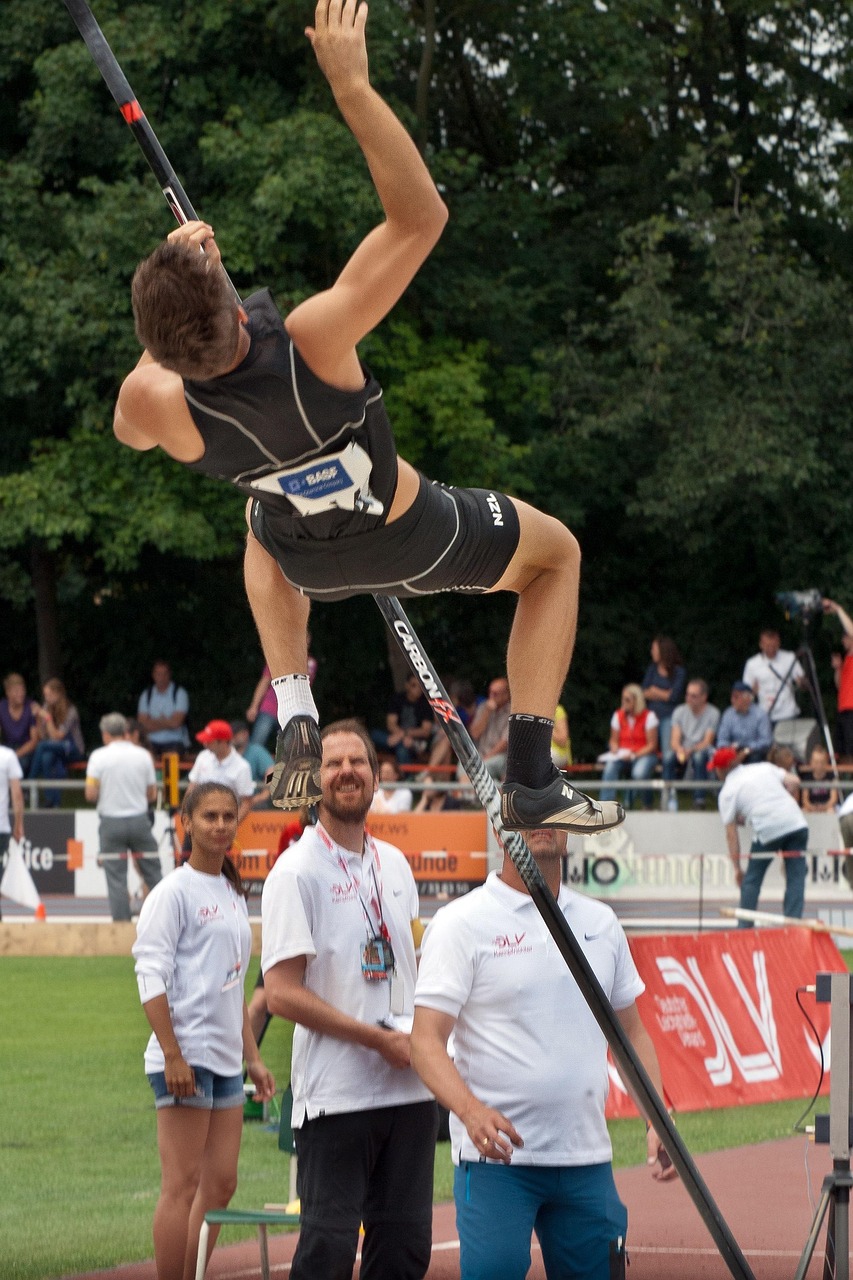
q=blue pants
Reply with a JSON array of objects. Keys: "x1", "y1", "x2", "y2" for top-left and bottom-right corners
[
  {"x1": 739, "y1": 826, "x2": 809, "y2": 926},
  {"x1": 454, "y1": 1161, "x2": 627, "y2": 1280},
  {"x1": 600, "y1": 755, "x2": 656, "y2": 808}
]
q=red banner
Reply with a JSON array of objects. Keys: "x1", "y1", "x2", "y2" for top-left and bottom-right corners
[{"x1": 605, "y1": 927, "x2": 844, "y2": 1118}]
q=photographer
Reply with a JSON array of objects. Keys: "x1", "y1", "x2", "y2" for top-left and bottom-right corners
[
  {"x1": 823, "y1": 599, "x2": 853, "y2": 758},
  {"x1": 742, "y1": 628, "x2": 806, "y2": 730}
]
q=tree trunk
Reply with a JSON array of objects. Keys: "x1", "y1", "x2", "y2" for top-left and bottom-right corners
[{"x1": 31, "y1": 542, "x2": 62, "y2": 684}]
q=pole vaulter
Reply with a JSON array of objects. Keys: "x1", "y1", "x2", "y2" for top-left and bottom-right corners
[{"x1": 61, "y1": 4, "x2": 754, "y2": 1275}]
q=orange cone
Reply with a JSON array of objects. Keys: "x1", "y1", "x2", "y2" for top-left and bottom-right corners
[{"x1": 34, "y1": 902, "x2": 47, "y2": 922}]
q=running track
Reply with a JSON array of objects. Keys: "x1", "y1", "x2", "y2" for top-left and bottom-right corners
[{"x1": 62, "y1": 1135, "x2": 835, "y2": 1280}]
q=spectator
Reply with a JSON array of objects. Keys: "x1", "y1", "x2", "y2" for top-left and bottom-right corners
[
  {"x1": 0, "y1": 673, "x2": 40, "y2": 777},
  {"x1": 550, "y1": 704, "x2": 572, "y2": 771},
  {"x1": 231, "y1": 720, "x2": 274, "y2": 783},
  {"x1": 716, "y1": 681, "x2": 773, "y2": 762},
  {"x1": 411, "y1": 826, "x2": 675, "y2": 1280},
  {"x1": 132, "y1": 782, "x2": 275, "y2": 1280},
  {"x1": 372, "y1": 672, "x2": 436, "y2": 766},
  {"x1": 370, "y1": 760, "x2": 414, "y2": 814},
  {"x1": 85, "y1": 712, "x2": 162, "y2": 922},
  {"x1": 30, "y1": 678, "x2": 85, "y2": 807},
  {"x1": 186, "y1": 721, "x2": 255, "y2": 825},
  {"x1": 247, "y1": 636, "x2": 318, "y2": 750},
  {"x1": 600, "y1": 684, "x2": 659, "y2": 810},
  {"x1": 801, "y1": 745, "x2": 840, "y2": 814},
  {"x1": 823, "y1": 599, "x2": 853, "y2": 757},
  {"x1": 0, "y1": 740, "x2": 25, "y2": 921},
  {"x1": 420, "y1": 678, "x2": 482, "y2": 775},
  {"x1": 742, "y1": 629, "x2": 805, "y2": 730},
  {"x1": 712, "y1": 746, "x2": 808, "y2": 926},
  {"x1": 641, "y1": 635, "x2": 686, "y2": 755},
  {"x1": 262, "y1": 720, "x2": 437, "y2": 1280},
  {"x1": 137, "y1": 660, "x2": 190, "y2": 755},
  {"x1": 662, "y1": 679, "x2": 720, "y2": 811},
  {"x1": 468, "y1": 677, "x2": 511, "y2": 781}
]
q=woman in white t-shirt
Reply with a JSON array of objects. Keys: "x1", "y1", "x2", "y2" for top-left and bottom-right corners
[{"x1": 133, "y1": 783, "x2": 275, "y2": 1280}]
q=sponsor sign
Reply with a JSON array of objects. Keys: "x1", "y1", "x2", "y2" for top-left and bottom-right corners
[{"x1": 3, "y1": 813, "x2": 75, "y2": 894}]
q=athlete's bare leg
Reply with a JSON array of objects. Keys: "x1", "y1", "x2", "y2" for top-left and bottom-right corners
[
  {"x1": 244, "y1": 514, "x2": 322, "y2": 810},
  {"x1": 491, "y1": 499, "x2": 624, "y2": 833}
]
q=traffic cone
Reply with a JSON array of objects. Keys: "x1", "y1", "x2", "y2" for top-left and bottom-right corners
[{"x1": 34, "y1": 902, "x2": 47, "y2": 922}]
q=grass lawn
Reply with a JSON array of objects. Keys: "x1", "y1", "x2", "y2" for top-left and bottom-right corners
[{"x1": 0, "y1": 953, "x2": 845, "y2": 1280}]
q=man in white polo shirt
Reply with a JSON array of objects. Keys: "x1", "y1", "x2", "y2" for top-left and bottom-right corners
[
  {"x1": 85, "y1": 712, "x2": 161, "y2": 921},
  {"x1": 185, "y1": 720, "x2": 255, "y2": 824},
  {"x1": 712, "y1": 745, "x2": 809, "y2": 925},
  {"x1": 410, "y1": 827, "x2": 674, "y2": 1280},
  {"x1": 262, "y1": 719, "x2": 437, "y2": 1280}
]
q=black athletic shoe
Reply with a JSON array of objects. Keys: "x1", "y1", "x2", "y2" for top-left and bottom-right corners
[
  {"x1": 269, "y1": 716, "x2": 322, "y2": 811},
  {"x1": 501, "y1": 775, "x2": 625, "y2": 833}
]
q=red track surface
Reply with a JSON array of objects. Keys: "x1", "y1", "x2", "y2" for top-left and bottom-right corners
[{"x1": 62, "y1": 1135, "x2": 837, "y2": 1280}]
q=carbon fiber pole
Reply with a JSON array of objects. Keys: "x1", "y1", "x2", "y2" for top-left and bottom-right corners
[{"x1": 63, "y1": 5, "x2": 754, "y2": 1275}]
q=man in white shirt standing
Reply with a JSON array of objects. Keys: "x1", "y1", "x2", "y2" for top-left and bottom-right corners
[
  {"x1": 410, "y1": 827, "x2": 675, "y2": 1280},
  {"x1": 85, "y1": 712, "x2": 161, "y2": 922},
  {"x1": 262, "y1": 720, "x2": 437, "y2": 1280},
  {"x1": 186, "y1": 721, "x2": 255, "y2": 824},
  {"x1": 742, "y1": 628, "x2": 805, "y2": 728},
  {"x1": 0, "y1": 742, "x2": 25, "y2": 921},
  {"x1": 711, "y1": 746, "x2": 809, "y2": 925}
]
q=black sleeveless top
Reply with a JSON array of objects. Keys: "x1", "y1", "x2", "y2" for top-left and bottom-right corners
[{"x1": 183, "y1": 289, "x2": 397, "y2": 543}]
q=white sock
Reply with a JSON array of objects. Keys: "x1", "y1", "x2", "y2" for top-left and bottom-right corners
[{"x1": 272, "y1": 674, "x2": 319, "y2": 728}]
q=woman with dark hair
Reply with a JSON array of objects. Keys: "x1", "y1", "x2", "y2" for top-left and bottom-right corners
[
  {"x1": 133, "y1": 782, "x2": 274, "y2": 1280},
  {"x1": 641, "y1": 636, "x2": 686, "y2": 757},
  {"x1": 29, "y1": 677, "x2": 85, "y2": 806}
]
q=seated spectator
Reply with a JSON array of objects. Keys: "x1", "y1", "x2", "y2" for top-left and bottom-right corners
[
  {"x1": 136, "y1": 660, "x2": 189, "y2": 755},
  {"x1": 371, "y1": 673, "x2": 436, "y2": 766},
  {"x1": 124, "y1": 717, "x2": 152, "y2": 754},
  {"x1": 716, "y1": 681, "x2": 772, "y2": 762},
  {"x1": 370, "y1": 760, "x2": 414, "y2": 814},
  {"x1": 801, "y1": 745, "x2": 840, "y2": 813},
  {"x1": 467, "y1": 676, "x2": 511, "y2": 780},
  {"x1": 420, "y1": 678, "x2": 482, "y2": 774},
  {"x1": 30, "y1": 677, "x2": 85, "y2": 807},
  {"x1": 600, "y1": 684, "x2": 659, "y2": 809},
  {"x1": 662, "y1": 679, "x2": 720, "y2": 811},
  {"x1": 0, "y1": 672, "x2": 40, "y2": 776},
  {"x1": 550, "y1": 703, "x2": 572, "y2": 770},
  {"x1": 641, "y1": 635, "x2": 686, "y2": 755},
  {"x1": 231, "y1": 719, "x2": 275, "y2": 809}
]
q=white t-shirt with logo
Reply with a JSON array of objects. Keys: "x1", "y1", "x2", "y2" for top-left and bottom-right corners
[
  {"x1": 414, "y1": 871, "x2": 643, "y2": 1166},
  {"x1": 0, "y1": 745, "x2": 23, "y2": 835},
  {"x1": 133, "y1": 864, "x2": 252, "y2": 1076},
  {"x1": 86, "y1": 740, "x2": 156, "y2": 817},
  {"x1": 188, "y1": 747, "x2": 254, "y2": 798},
  {"x1": 261, "y1": 825, "x2": 431, "y2": 1125}
]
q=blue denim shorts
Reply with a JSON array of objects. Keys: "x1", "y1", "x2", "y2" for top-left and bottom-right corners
[{"x1": 146, "y1": 1066, "x2": 245, "y2": 1111}]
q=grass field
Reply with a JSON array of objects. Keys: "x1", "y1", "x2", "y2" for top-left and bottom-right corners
[{"x1": 0, "y1": 954, "x2": 844, "y2": 1280}]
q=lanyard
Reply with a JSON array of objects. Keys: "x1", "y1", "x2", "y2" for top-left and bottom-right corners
[{"x1": 316, "y1": 822, "x2": 391, "y2": 943}]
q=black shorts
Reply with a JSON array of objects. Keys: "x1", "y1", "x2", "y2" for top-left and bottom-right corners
[{"x1": 250, "y1": 473, "x2": 520, "y2": 602}]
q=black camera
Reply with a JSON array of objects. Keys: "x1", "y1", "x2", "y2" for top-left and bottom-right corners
[{"x1": 775, "y1": 589, "x2": 822, "y2": 621}]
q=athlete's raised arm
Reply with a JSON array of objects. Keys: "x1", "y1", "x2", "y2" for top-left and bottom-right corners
[{"x1": 285, "y1": 0, "x2": 448, "y2": 386}]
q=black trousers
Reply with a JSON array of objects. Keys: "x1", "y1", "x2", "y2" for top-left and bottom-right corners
[{"x1": 291, "y1": 1100, "x2": 438, "y2": 1280}]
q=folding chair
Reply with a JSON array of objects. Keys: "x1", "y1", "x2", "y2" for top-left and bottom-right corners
[{"x1": 194, "y1": 1086, "x2": 300, "y2": 1280}]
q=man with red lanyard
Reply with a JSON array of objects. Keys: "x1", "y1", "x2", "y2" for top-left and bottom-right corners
[{"x1": 261, "y1": 720, "x2": 437, "y2": 1280}]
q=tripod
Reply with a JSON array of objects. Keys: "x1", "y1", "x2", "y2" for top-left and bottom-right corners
[
  {"x1": 795, "y1": 971, "x2": 853, "y2": 1280},
  {"x1": 770, "y1": 611, "x2": 839, "y2": 781}
]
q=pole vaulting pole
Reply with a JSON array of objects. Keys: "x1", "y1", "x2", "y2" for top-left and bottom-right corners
[{"x1": 62, "y1": 5, "x2": 753, "y2": 1275}]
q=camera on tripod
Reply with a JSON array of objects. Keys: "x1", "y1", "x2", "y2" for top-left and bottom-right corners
[{"x1": 775, "y1": 588, "x2": 823, "y2": 622}]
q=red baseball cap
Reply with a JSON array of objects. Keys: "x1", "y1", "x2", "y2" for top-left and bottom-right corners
[
  {"x1": 196, "y1": 719, "x2": 233, "y2": 744},
  {"x1": 710, "y1": 747, "x2": 739, "y2": 772}
]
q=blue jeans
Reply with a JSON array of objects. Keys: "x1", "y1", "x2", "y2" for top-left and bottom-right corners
[
  {"x1": 662, "y1": 747, "x2": 714, "y2": 807},
  {"x1": 455, "y1": 1161, "x2": 627, "y2": 1280},
  {"x1": 739, "y1": 826, "x2": 809, "y2": 926},
  {"x1": 250, "y1": 710, "x2": 277, "y2": 749},
  {"x1": 30, "y1": 738, "x2": 82, "y2": 807},
  {"x1": 600, "y1": 754, "x2": 657, "y2": 808}
]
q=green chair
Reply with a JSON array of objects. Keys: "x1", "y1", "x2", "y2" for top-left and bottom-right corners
[{"x1": 194, "y1": 1086, "x2": 300, "y2": 1280}]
